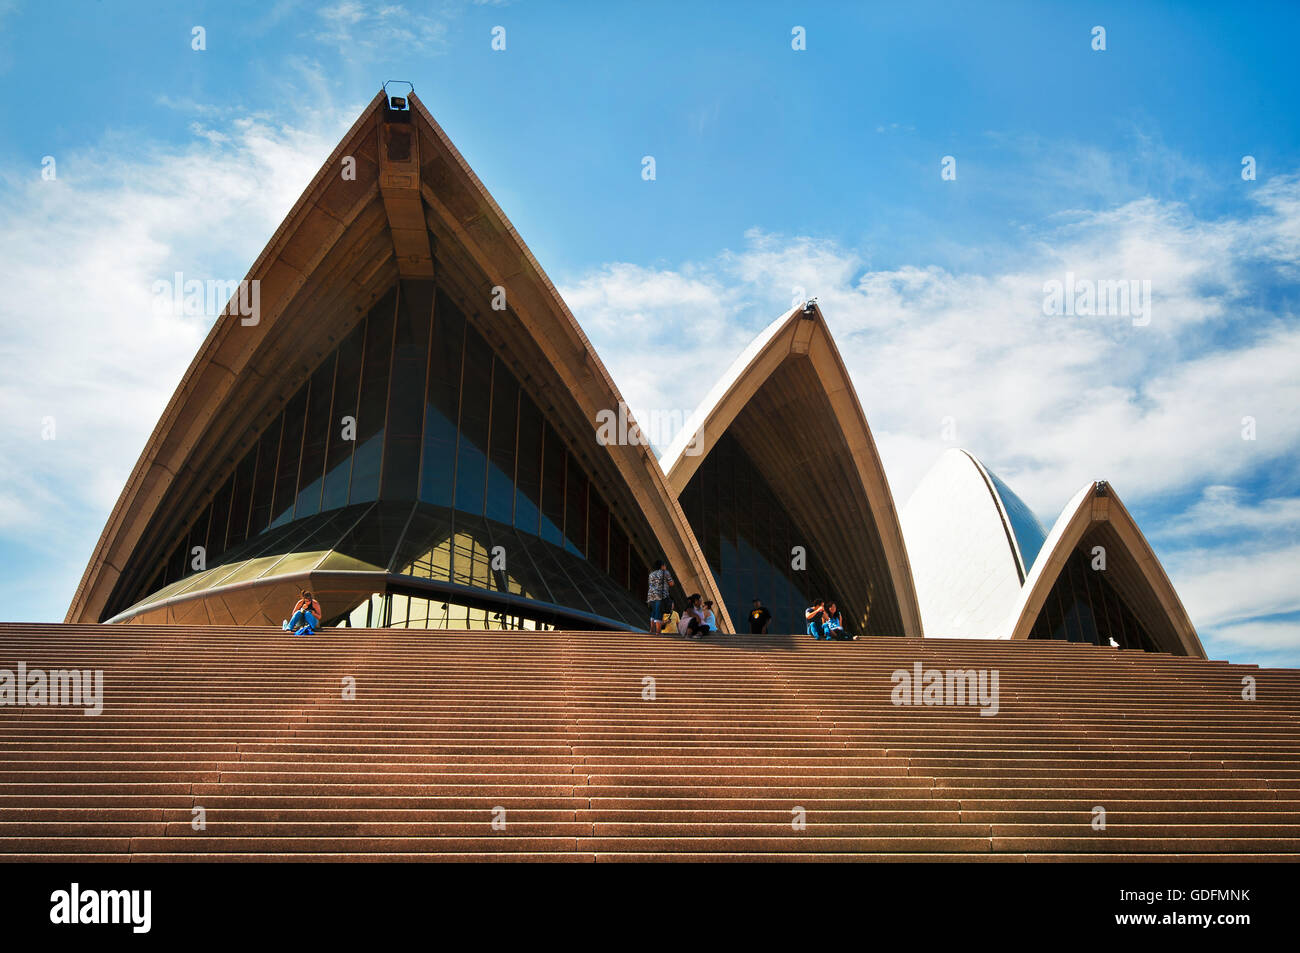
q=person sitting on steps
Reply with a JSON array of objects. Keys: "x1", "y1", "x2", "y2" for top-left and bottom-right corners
[
  {"x1": 822, "y1": 600, "x2": 857, "y2": 640},
  {"x1": 678, "y1": 593, "x2": 712, "y2": 639},
  {"x1": 701, "y1": 600, "x2": 718, "y2": 633},
  {"x1": 283, "y1": 591, "x2": 322, "y2": 635}
]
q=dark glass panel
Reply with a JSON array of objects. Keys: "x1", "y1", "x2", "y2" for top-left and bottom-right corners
[
  {"x1": 563, "y1": 452, "x2": 587, "y2": 558},
  {"x1": 629, "y1": 549, "x2": 649, "y2": 604},
  {"x1": 294, "y1": 352, "x2": 337, "y2": 519},
  {"x1": 680, "y1": 431, "x2": 840, "y2": 635},
  {"x1": 321, "y1": 320, "x2": 366, "y2": 512},
  {"x1": 350, "y1": 289, "x2": 397, "y2": 503},
  {"x1": 248, "y1": 420, "x2": 282, "y2": 536},
  {"x1": 205, "y1": 480, "x2": 232, "y2": 560},
  {"x1": 420, "y1": 292, "x2": 464, "y2": 508},
  {"x1": 269, "y1": 385, "x2": 309, "y2": 528},
  {"x1": 539, "y1": 423, "x2": 565, "y2": 547},
  {"x1": 186, "y1": 503, "x2": 213, "y2": 576},
  {"x1": 497, "y1": 526, "x2": 554, "y2": 604},
  {"x1": 561, "y1": 547, "x2": 620, "y2": 621},
  {"x1": 454, "y1": 321, "x2": 493, "y2": 516},
  {"x1": 330, "y1": 501, "x2": 415, "y2": 574},
  {"x1": 164, "y1": 537, "x2": 187, "y2": 587},
  {"x1": 609, "y1": 520, "x2": 629, "y2": 591},
  {"x1": 482, "y1": 522, "x2": 537, "y2": 600},
  {"x1": 280, "y1": 507, "x2": 356, "y2": 557},
  {"x1": 225, "y1": 448, "x2": 258, "y2": 551},
  {"x1": 382, "y1": 281, "x2": 433, "y2": 501},
  {"x1": 734, "y1": 455, "x2": 754, "y2": 572},
  {"x1": 1028, "y1": 545, "x2": 1157, "y2": 651},
  {"x1": 516, "y1": 532, "x2": 590, "y2": 616},
  {"x1": 226, "y1": 502, "x2": 367, "y2": 568},
  {"x1": 390, "y1": 504, "x2": 455, "y2": 582},
  {"x1": 588, "y1": 487, "x2": 609, "y2": 572},
  {"x1": 514, "y1": 391, "x2": 543, "y2": 535},
  {"x1": 486, "y1": 360, "x2": 519, "y2": 526}
]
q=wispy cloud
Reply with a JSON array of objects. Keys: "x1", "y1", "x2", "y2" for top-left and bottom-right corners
[{"x1": 310, "y1": 1, "x2": 451, "y2": 56}]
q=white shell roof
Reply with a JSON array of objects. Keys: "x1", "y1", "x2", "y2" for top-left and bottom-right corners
[{"x1": 900, "y1": 448, "x2": 1046, "y2": 639}]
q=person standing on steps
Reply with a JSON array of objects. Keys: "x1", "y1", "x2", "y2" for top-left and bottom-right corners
[
  {"x1": 748, "y1": 598, "x2": 771, "y2": 634},
  {"x1": 646, "y1": 559, "x2": 675, "y2": 634}
]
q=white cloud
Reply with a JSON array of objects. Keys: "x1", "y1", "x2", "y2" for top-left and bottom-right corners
[
  {"x1": 0, "y1": 102, "x2": 357, "y2": 576},
  {"x1": 1206, "y1": 619, "x2": 1300, "y2": 655},
  {"x1": 561, "y1": 263, "x2": 748, "y2": 432},
  {"x1": 1156, "y1": 485, "x2": 1300, "y2": 540},
  {"x1": 310, "y1": 1, "x2": 450, "y2": 55},
  {"x1": 1165, "y1": 541, "x2": 1300, "y2": 630}
]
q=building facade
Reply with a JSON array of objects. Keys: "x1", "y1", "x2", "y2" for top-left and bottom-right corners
[
  {"x1": 67, "y1": 91, "x2": 725, "y2": 631},
  {"x1": 67, "y1": 89, "x2": 1205, "y2": 656}
]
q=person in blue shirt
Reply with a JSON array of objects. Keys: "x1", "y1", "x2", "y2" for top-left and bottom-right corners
[{"x1": 806, "y1": 599, "x2": 857, "y2": 640}]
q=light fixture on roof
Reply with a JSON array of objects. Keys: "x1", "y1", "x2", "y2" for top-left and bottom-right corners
[
  {"x1": 382, "y1": 80, "x2": 414, "y2": 112},
  {"x1": 801, "y1": 297, "x2": 819, "y2": 318}
]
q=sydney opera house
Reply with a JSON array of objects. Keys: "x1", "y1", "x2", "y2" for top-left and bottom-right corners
[
  {"x1": 65, "y1": 89, "x2": 1202, "y2": 660},
  {"x1": 20, "y1": 86, "x2": 1300, "y2": 869}
]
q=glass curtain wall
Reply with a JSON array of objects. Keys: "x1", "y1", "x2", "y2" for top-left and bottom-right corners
[
  {"x1": 1026, "y1": 540, "x2": 1158, "y2": 651},
  {"x1": 109, "y1": 280, "x2": 651, "y2": 626},
  {"x1": 679, "y1": 431, "x2": 841, "y2": 635}
]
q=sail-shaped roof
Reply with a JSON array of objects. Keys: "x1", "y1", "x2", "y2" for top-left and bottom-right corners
[
  {"x1": 1000, "y1": 480, "x2": 1205, "y2": 656},
  {"x1": 67, "y1": 90, "x2": 725, "y2": 630},
  {"x1": 663, "y1": 302, "x2": 921, "y2": 638}
]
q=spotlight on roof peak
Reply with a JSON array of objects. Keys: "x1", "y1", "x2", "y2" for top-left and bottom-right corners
[{"x1": 382, "y1": 80, "x2": 414, "y2": 113}]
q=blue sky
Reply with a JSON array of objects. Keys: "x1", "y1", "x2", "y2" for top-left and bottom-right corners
[{"x1": 1, "y1": 1, "x2": 1297, "y2": 665}]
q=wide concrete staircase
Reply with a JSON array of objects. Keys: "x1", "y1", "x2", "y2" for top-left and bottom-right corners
[{"x1": 1, "y1": 624, "x2": 1298, "y2": 862}]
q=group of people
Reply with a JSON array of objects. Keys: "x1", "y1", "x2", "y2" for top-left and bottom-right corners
[
  {"x1": 281, "y1": 572, "x2": 861, "y2": 641},
  {"x1": 646, "y1": 560, "x2": 718, "y2": 638},
  {"x1": 646, "y1": 562, "x2": 858, "y2": 641},
  {"x1": 804, "y1": 599, "x2": 858, "y2": 640}
]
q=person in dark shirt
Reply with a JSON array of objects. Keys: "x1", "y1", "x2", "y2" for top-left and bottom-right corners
[
  {"x1": 748, "y1": 599, "x2": 771, "y2": 634},
  {"x1": 805, "y1": 599, "x2": 828, "y2": 639}
]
